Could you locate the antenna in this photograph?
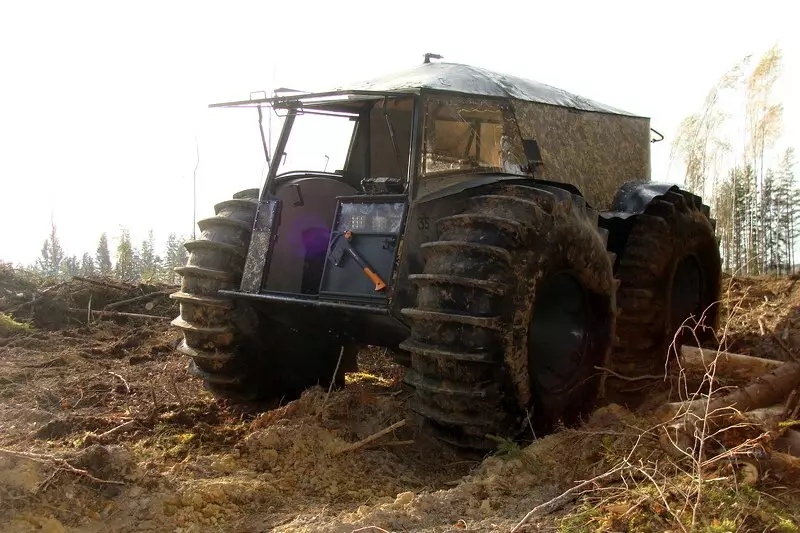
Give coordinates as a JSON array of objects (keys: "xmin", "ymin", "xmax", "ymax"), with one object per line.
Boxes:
[{"xmin": 193, "ymin": 137, "xmax": 199, "ymax": 240}]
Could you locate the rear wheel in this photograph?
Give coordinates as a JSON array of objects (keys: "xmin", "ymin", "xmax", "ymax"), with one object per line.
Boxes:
[
  {"xmin": 401, "ymin": 183, "xmax": 617, "ymax": 448},
  {"xmin": 172, "ymin": 188, "xmax": 350, "ymax": 401},
  {"xmin": 610, "ymin": 187, "xmax": 721, "ymax": 377}
]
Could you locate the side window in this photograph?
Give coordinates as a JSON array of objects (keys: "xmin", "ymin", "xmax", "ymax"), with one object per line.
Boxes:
[
  {"xmin": 422, "ymin": 97, "xmax": 527, "ymax": 177},
  {"xmin": 369, "ymin": 97, "xmax": 414, "ymax": 179}
]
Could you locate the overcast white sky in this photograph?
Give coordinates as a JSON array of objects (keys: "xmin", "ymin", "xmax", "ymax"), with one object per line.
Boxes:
[{"xmin": 0, "ymin": 0, "xmax": 796, "ymax": 266}]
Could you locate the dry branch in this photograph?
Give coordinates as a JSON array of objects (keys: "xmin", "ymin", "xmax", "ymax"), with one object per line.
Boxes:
[
  {"xmin": 72, "ymin": 276, "xmax": 134, "ymax": 291},
  {"xmin": 0, "ymin": 448, "xmax": 125, "ymax": 486},
  {"xmin": 97, "ymin": 420, "xmax": 137, "ymax": 439},
  {"xmin": 511, "ymin": 464, "xmax": 626, "ymax": 532},
  {"xmin": 68, "ymin": 308, "xmax": 169, "ymax": 320},
  {"xmin": 84, "ymin": 420, "xmax": 138, "ymax": 446},
  {"xmin": 103, "ymin": 289, "xmax": 175, "ymax": 310},
  {"xmin": 107, "ymin": 371, "xmax": 130, "ymax": 394},
  {"xmin": 333, "ymin": 420, "xmax": 406, "ymax": 455}
]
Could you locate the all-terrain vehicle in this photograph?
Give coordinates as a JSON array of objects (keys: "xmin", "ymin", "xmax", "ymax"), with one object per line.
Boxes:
[{"xmin": 172, "ymin": 57, "xmax": 721, "ymax": 448}]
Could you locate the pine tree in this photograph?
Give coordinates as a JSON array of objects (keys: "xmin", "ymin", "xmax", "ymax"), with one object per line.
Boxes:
[
  {"xmin": 762, "ymin": 169, "xmax": 776, "ymax": 273},
  {"xmin": 80, "ymin": 252, "xmax": 96, "ymax": 277},
  {"xmin": 60, "ymin": 255, "xmax": 80, "ymax": 279},
  {"xmin": 115, "ymin": 228, "xmax": 136, "ymax": 282},
  {"xmin": 139, "ymin": 230, "xmax": 158, "ymax": 282},
  {"xmin": 36, "ymin": 222, "xmax": 64, "ymax": 279},
  {"xmin": 713, "ymin": 177, "xmax": 735, "ymax": 272},
  {"xmin": 96, "ymin": 233, "xmax": 112, "ymax": 276},
  {"xmin": 164, "ymin": 232, "xmax": 188, "ymax": 284},
  {"xmin": 777, "ymin": 148, "xmax": 797, "ymax": 272}
]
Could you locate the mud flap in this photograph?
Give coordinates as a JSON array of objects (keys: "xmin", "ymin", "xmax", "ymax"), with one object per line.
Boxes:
[{"xmin": 240, "ymin": 197, "xmax": 281, "ymax": 293}]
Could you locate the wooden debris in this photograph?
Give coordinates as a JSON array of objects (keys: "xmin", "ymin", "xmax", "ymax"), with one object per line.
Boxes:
[
  {"xmin": 660, "ymin": 349, "xmax": 800, "ymax": 462},
  {"xmin": 6, "ymin": 281, "xmax": 68, "ymax": 313}
]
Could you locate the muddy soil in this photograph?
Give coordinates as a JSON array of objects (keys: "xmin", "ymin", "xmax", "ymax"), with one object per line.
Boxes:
[{"xmin": 0, "ymin": 272, "xmax": 798, "ymax": 532}]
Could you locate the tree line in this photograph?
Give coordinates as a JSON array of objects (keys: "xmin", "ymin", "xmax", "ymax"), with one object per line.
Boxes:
[
  {"xmin": 671, "ymin": 44, "xmax": 798, "ymax": 275},
  {"xmin": 35, "ymin": 224, "xmax": 190, "ymax": 285}
]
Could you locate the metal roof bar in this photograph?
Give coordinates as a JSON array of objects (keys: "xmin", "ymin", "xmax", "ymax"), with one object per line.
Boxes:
[{"xmin": 208, "ymin": 89, "xmax": 417, "ymax": 109}]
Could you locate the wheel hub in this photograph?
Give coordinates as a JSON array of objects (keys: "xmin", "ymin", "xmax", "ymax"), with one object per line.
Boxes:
[
  {"xmin": 669, "ymin": 254, "xmax": 704, "ymax": 331},
  {"xmin": 528, "ymin": 273, "xmax": 589, "ymax": 393}
]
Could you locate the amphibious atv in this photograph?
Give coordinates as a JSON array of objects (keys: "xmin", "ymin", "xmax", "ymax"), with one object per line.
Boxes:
[{"xmin": 172, "ymin": 58, "xmax": 721, "ymax": 448}]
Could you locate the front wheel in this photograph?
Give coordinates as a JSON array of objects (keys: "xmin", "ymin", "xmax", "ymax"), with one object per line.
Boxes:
[
  {"xmin": 171, "ymin": 188, "xmax": 353, "ymax": 402},
  {"xmin": 401, "ymin": 183, "xmax": 617, "ymax": 448}
]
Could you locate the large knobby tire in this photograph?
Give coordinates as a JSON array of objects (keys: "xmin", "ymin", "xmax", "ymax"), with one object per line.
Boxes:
[
  {"xmin": 400, "ymin": 183, "xmax": 617, "ymax": 449},
  {"xmin": 171, "ymin": 189, "xmax": 351, "ymax": 401},
  {"xmin": 611, "ymin": 188, "xmax": 721, "ymax": 377},
  {"xmin": 171, "ymin": 188, "xmax": 263, "ymax": 399}
]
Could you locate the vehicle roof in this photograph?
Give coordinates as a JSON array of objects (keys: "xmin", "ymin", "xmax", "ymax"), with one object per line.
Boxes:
[{"xmin": 332, "ymin": 61, "xmax": 644, "ymax": 118}]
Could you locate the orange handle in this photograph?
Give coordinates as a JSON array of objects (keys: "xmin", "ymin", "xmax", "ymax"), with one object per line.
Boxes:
[{"xmin": 363, "ymin": 267, "xmax": 387, "ymax": 291}]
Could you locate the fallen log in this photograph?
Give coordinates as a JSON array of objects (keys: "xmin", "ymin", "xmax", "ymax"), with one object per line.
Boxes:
[
  {"xmin": 702, "ymin": 360, "xmax": 800, "ymax": 422},
  {"xmin": 660, "ymin": 360, "xmax": 800, "ymax": 459},
  {"xmin": 678, "ymin": 346, "xmax": 783, "ymax": 381}
]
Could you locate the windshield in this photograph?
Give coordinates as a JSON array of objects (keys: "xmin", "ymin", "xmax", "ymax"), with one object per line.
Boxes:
[
  {"xmin": 274, "ymin": 110, "xmax": 357, "ymax": 174},
  {"xmin": 422, "ymin": 96, "xmax": 528, "ymax": 177}
]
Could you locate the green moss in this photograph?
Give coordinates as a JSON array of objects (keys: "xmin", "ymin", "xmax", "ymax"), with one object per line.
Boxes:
[
  {"xmin": 776, "ymin": 517, "xmax": 800, "ymax": 533},
  {"xmin": 0, "ymin": 313, "xmax": 31, "ymax": 335},
  {"xmin": 558, "ymin": 479, "xmax": 799, "ymax": 533}
]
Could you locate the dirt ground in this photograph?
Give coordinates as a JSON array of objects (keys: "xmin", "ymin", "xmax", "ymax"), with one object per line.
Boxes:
[{"xmin": 1, "ymin": 269, "xmax": 799, "ymax": 532}]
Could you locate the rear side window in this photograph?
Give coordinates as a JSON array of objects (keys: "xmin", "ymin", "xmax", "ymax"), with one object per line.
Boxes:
[{"xmin": 422, "ymin": 96, "xmax": 527, "ymax": 177}]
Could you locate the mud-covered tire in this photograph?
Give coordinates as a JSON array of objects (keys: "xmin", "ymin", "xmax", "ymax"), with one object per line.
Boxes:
[
  {"xmin": 171, "ymin": 189, "xmax": 351, "ymax": 401},
  {"xmin": 400, "ymin": 183, "xmax": 617, "ymax": 449},
  {"xmin": 171, "ymin": 188, "xmax": 263, "ymax": 399},
  {"xmin": 611, "ymin": 187, "xmax": 721, "ymax": 376}
]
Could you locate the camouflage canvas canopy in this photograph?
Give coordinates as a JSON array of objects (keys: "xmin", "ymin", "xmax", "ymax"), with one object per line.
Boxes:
[{"xmin": 326, "ymin": 62, "xmax": 652, "ymax": 208}]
